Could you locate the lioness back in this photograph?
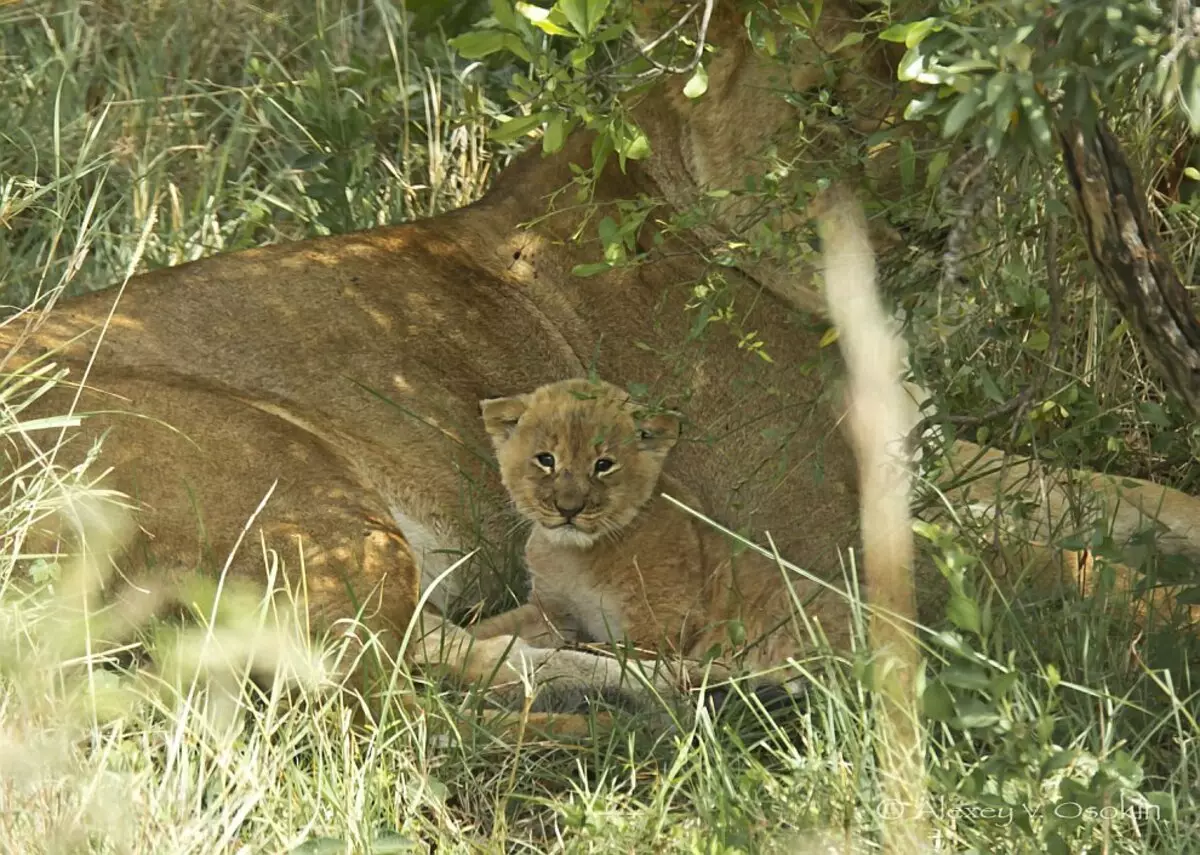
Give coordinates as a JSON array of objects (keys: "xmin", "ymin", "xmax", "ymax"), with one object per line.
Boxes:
[{"xmin": 478, "ymin": 378, "xmax": 852, "ymax": 669}]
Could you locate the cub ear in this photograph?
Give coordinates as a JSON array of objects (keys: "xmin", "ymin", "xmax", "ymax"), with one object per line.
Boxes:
[
  {"xmin": 635, "ymin": 412, "xmax": 681, "ymax": 455},
  {"xmin": 480, "ymin": 395, "xmax": 530, "ymax": 447}
]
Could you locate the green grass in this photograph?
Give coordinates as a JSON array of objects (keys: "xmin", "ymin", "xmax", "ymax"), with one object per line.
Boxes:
[
  {"xmin": 0, "ymin": 0, "xmax": 502, "ymax": 309},
  {"xmin": 2, "ymin": 1, "xmax": 1199, "ymax": 852}
]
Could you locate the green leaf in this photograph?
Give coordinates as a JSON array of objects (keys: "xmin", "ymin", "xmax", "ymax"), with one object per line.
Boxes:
[
  {"xmin": 569, "ymin": 42, "xmax": 595, "ymax": 68},
  {"xmin": 911, "ymin": 519, "xmax": 941, "ymax": 543},
  {"xmin": 762, "ymin": 28, "xmax": 777, "ymax": 56},
  {"xmin": 597, "ymin": 215, "xmax": 619, "ymax": 244},
  {"xmin": 897, "ymin": 46, "xmax": 927, "ymax": 83},
  {"xmin": 1002, "ymin": 41, "xmax": 1033, "ymax": 72},
  {"xmin": 448, "ymin": 30, "xmax": 508, "ymax": 58},
  {"xmin": 942, "ymin": 89, "xmax": 983, "ymax": 138},
  {"xmin": 880, "ymin": 17, "xmax": 940, "ymax": 48},
  {"xmin": 586, "ymin": 0, "xmax": 611, "ymax": 33},
  {"xmin": 777, "ymin": 7, "xmax": 806, "ymax": 27},
  {"xmin": 988, "ymin": 83, "xmax": 1018, "ymax": 156},
  {"xmin": 542, "ymin": 111, "xmax": 567, "ymax": 153},
  {"xmin": 623, "ymin": 131, "xmax": 651, "ymax": 159},
  {"xmin": 449, "ymin": 30, "xmax": 531, "ymax": 62},
  {"xmin": 1185, "ymin": 58, "xmax": 1200, "ymax": 133},
  {"xmin": 599, "ymin": 215, "xmax": 625, "ymax": 263},
  {"xmin": 614, "ymin": 125, "xmax": 651, "ymax": 169},
  {"xmin": 1021, "ymin": 97, "xmax": 1052, "ymax": 150},
  {"xmin": 1144, "ymin": 791, "xmax": 1178, "ymax": 821},
  {"xmin": 953, "ymin": 697, "xmax": 1001, "ymax": 729},
  {"xmin": 1105, "ymin": 750, "xmax": 1144, "ymax": 789},
  {"xmin": 591, "ymin": 21, "xmax": 627, "ymax": 42},
  {"xmin": 290, "ymin": 835, "xmax": 417, "ymax": 855},
  {"xmin": 985, "ymin": 72, "xmax": 1012, "ymax": 106},
  {"xmin": 922, "ymin": 682, "xmax": 956, "ymax": 721},
  {"xmin": 831, "ymin": 30, "xmax": 864, "ymax": 53},
  {"xmin": 779, "ymin": 5, "xmax": 810, "ymax": 28},
  {"xmin": 490, "ymin": 111, "xmax": 550, "ymax": 142},
  {"xmin": 926, "ymin": 149, "xmax": 949, "ymax": 188},
  {"xmin": 572, "ymin": 261, "xmax": 613, "ymax": 277},
  {"xmin": 938, "ymin": 665, "xmax": 992, "ymax": 691},
  {"xmin": 1025, "ymin": 329, "xmax": 1050, "ymax": 352},
  {"xmin": 507, "ymin": 34, "xmax": 533, "ymax": 62},
  {"xmin": 977, "ymin": 368, "xmax": 1004, "ymax": 404},
  {"xmin": 591, "ymin": 132, "xmax": 612, "ymax": 175},
  {"xmin": 517, "ymin": 2, "xmax": 573, "ymax": 36},
  {"xmin": 899, "ymin": 137, "xmax": 915, "ymax": 190},
  {"xmin": 683, "ymin": 63, "xmax": 709, "ymax": 98},
  {"xmin": 946, "ymin": 591, "xmax": 982, "ymax": 635},
  {"xmin": 1045, "ymin": 833, "xmax": 1071, "ymax": 855},
  {"xmin": 1176, "ymin": 585, "xmax": 1200, "ymax": 604},
  {"xmin": 943, "ymin": 58, "xmax": 997, "ymax": 75},
  {"xmin": 490, "ymin": 0, "xmax": 519, "ymax": 31},
  {"xmin": 1137, "ymin": 401, "xmax": 1172, "ymax": 428},
  {"xmin": 559, "ymin": 0, "xmax": 609, "ymax": 36},
  {"xmin": 904, "ymin": 89, "xmax": 938, "ymax": 120}
]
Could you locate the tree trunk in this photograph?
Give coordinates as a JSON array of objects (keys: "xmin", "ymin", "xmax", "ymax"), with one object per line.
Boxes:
[{"xmin": 1059, "ymin": 118, "xmax": 1200, "ymax": 416}]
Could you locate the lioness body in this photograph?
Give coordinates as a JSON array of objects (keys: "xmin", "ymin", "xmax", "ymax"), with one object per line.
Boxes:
[{"xmin": 6, "ymin": 131, "xmax": 856, "ymax": 633}]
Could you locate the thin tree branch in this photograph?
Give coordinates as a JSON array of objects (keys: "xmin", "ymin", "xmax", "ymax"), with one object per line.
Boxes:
[{"xmin": 630, "ymin": 0, "xmax": 715, "ymax": 79}]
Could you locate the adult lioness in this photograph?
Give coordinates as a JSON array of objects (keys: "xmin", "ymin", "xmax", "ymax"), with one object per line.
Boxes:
[{"xmin": 3, "ymin": 0, "xmax": 1198, "ymax": 716}]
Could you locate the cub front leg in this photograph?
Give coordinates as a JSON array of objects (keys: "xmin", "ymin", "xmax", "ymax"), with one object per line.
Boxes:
[
  {"xmin": 473, "ymin": 601, "xmax": 582, "ymax": 648},
  {"xmin": 413, "ymin": 623, "xmax": 705, "ymax": 727}
]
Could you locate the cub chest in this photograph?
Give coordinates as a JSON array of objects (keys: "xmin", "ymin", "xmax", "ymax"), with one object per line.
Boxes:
[{"xmin": 527, "ymin": 547, "xmax": 631, "ymax": 645}]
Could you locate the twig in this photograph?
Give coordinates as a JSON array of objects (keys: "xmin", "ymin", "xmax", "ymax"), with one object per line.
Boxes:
[
  {"xmin": 937, "ymin": 148, "xmax": 990, "ymax": 296},
  {"xmin": 1043, "ymin": 212, "xmax": 1064, "ymax": 374},
  {"xmin": 908, "ymin": 390, "xmax": 1031, "ymax": 451},
  {"xmin": 630, "ymin": 0, "xmax": 714, "ymax": 79},
  {"xmin": 1005, "ymin": 214, "xmax": 1063, "ymax": 442}
]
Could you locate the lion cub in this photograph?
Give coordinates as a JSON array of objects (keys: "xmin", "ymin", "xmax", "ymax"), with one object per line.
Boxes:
[{"xmin": 474, "ymin": 377, "xmax": 852, "ymax": 671}]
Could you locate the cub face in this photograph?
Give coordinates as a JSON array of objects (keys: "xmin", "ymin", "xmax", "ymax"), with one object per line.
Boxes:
[{"xmin": 480, "ymin": 378, "xmax": 680, "ymax": 547}]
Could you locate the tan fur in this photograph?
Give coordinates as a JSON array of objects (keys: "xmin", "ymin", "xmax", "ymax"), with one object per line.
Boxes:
[
  {"xmin": 3, "ymin": 0, "xmax": 1198, "ymax": 722},
  {"xmin": 473, "ymin": 378, "xmax": 852, "ymax": 673},
  {"xmin": 816, "ymin": 188, "xmax": 926, "ymax": 853}
]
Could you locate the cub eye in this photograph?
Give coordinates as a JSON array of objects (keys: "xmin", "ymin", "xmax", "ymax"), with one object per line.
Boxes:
[
  {"xmin": 593, "ymin": 457, "xmax": 616, "ymax": 475},
  {"xmin": 534, "ymin": 453, "xmax": 555, "ymax": 470}
]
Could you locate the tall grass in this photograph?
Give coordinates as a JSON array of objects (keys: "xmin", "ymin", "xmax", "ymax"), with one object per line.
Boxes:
[
  {"xmin": 1, "ymin": 1, "xmax": 1198, "ymax": 852},
  {"xmin": 0, "ymin": 0, "xmax": 502, "ymax": 310}
]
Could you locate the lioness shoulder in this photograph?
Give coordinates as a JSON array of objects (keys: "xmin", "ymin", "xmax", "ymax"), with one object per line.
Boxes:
[{"xmin": 476, "ymin": 377, "xmax": 852, "ymax": 668}]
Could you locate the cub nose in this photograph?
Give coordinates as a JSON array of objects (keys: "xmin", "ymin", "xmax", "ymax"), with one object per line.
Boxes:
[{"xmin": 555, "ymin": 499, "xmax": 585, "ymax": 521}]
